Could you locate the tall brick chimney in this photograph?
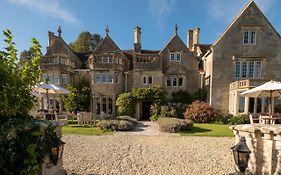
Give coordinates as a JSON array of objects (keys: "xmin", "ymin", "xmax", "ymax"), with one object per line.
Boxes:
[
  {"xmin": 134, "ymin": 26, "xmax": 141, "ymax": 53},
  {"xmin": 48, "ymin": 31, "xmax": 56, "ymax": 47},
  {"xmin": 188, "ymin": 28, "xmax": 200, "ymax": 51}
]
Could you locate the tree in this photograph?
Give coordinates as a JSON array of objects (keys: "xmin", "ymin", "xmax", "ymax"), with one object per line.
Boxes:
[
  {"xmin": 18, "ymin": 48, "xmax": 34, "ymax": 65},
  {"xmin": 63, "ymin": 77, "xmax": 91, "ymax": 112},
  {"xmin": 0, "ymin": 29, "xmax": 41, "ymax": 116},
  {"xmin": 69, "ymin": 31, "xmax": 102, "ymax": 53}
]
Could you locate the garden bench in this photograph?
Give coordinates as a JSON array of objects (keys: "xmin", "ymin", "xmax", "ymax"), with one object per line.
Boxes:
[{"xmin": 78, "ymin": 112, "xmax": 96, "ymax": 125}]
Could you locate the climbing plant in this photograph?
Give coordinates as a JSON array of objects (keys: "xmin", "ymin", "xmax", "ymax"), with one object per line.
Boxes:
[{"xmin": 116, "ymin": 85, "xmax": 167, "ymax": 117}]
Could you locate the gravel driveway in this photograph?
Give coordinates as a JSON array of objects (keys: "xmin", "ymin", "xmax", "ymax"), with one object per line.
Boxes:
[{"xmin": 62, "ymin": 122, "xmax": 235, "ymax": 175}]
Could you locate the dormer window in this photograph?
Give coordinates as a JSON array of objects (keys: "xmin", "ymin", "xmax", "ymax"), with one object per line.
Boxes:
[
  {"xmin": 170, "ymin": 52, "xmax": 181, "ymax": 62},
  {"xmin": 243, "ymin": 31, "xmax": 256, "ymax": 45}
]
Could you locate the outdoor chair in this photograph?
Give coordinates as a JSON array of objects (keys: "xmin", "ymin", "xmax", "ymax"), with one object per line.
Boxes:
[
  {"xmin": 249, "ymin": 113, "xmax": 262, "ymax": 124},
  {"xmin": 55, "ymin": 112, "xmax": 68, "ymax": 125}
]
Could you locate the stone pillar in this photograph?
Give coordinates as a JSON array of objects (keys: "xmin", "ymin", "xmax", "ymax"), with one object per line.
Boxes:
[
  {"xmin": 112, "ymin": 96, "xmax": 116, "ymax": 116},
  {"xmin": 262, "ymin": 97, "xmax": 265, "ymax": 113},
  {"xmin": 106, "ymin": 97, "xmax": 109, "ymax": 115},
  {"xmin": 92, "ymin": 96, "xmax": 97, "ymax": 114},
  {"xmin": 99, "ymin": 97, "xmax": 103, "ymax": 113},
  {"xmin": 244, "ymin": 97, "xmax": 249, "ymax": 114},
  {"xmin": 254, "ymin": 98, "xmax": 258, "ymax": 113},
  {"xmin": 272, "ymin": 98, "xmax": 275, "ymax": 113},
  {"xmin": 235, "ymin": 92, "xmax": 239, "ymax": 115}
]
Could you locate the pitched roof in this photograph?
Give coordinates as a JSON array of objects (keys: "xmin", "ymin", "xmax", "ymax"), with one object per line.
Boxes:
[
  {"xmin": 74, "ymin": 52, "xmax": 91, "ymax": 69},
  {"xmin": 198, "ymin": 44, "xmax": 211, "ymax": 56},
  {"xmin": 212, "ymin": 0, "xmax": 281, "ymax": 47},
  {"xmin": 159, "ymin": 34, "xmax": 194, "ymax": 57},
  {"xmin": 45, "ymin": 34, "xmax": 82, "ymax": 65},
  {"xmin": 93, "ymin": 34, "xmax": 122, "ymax": 54}
]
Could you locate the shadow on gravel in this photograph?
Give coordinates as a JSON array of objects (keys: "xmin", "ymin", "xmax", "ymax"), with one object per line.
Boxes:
[{"xmin": 130, "ymin": 122, "xmax": 149, "ymax": 132}]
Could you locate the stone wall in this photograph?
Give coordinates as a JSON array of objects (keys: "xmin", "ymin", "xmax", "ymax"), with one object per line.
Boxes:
[{"xmin": 231, "ymin": 124, "xmax": 281, "ymax": 175}]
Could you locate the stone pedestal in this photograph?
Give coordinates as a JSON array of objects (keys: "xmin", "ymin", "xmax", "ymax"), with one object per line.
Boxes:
[
  {"xmin": 231, "ymin": 124, "xmax": 281, "ymax": 175},
  {"xmin": 40, "ymin": 122, "xmax": 65, "ymax": 175}
]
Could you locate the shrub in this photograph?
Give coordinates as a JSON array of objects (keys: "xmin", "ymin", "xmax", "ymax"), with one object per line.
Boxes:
[
  {"xmin": 98, "ymin": 119, "xmax": 135, "ymax": 131},
  {"xmin": 184, "ymin": 100, "xmax": 220, "ymax": 123},
  {"xmin": 228, "ymin": 114, "xmax": 249, "ymax": 125},
  {"xmin": 117, "ymin": 116, "xmax": 138, "ymax": 125},
  {"xmin": 149, "ymin": 104, "xmax": 177, "ymax": 121},
  {"xmin": 157, "ymin": 117, "xmax": 193, "ymax": 133},
  {"xmin": 116, "ymin": 85, "xmax": 167, "ymax": 117}
]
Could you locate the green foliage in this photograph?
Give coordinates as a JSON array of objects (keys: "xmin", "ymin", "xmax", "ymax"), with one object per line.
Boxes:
[
  {"xmin": 116, "ymin": 116, "xmax": 138, "ymax": 125},
  {"xmin": 157, "ymin": 117, "xmax": 193, "ymax": 133},
  {"xmin": 69, "ymin": 31, "xmax": 102, "ymax": 53},
  {"xmin": 227, "ymin": 114, "xmax": 249, "ymax": 125},
  {"xmin": 0, "ymin": 30, "xmax": 59, "ymax": 174},
  {"xmin": 192, "ymin": 88, "xmax": 207, "ymax": 102},
  {"xmin": 116, "ymin": 92, "xmax": 136, "ymax": 117},
  {"xmin": 116, "ymin": 85, "xmax": 167, "ymax": 117},
  {"xmin": 63, "ymin": 76, "xmax": 91, "ymax": 112},
  {"xmin": 149, "ymin": 104, "xmax": 177, "ymax": 121},
  {"xmin": 97, "ymin": 120, "xmax": 135, "ymax": 131},
  {"xmin": 0, "ymin": 115, "xmax": 59, "ymax": 175},
  {"xmin": 171, "ymin": 90, "xmax": 193, "ymax": 104},
  {"xmin": 184, "ymin": 100, "xmax": 220, "ymax": 123},
  {"xmin": 0, "ymin": 29, "xmax": 41, "ymax": 116}
]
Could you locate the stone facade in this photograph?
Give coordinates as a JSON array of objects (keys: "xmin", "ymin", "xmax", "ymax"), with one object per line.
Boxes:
[
  {"xmin": 40, "ymin": 26, "xmax": 200, "ymax": 119},
  {"xmin": 203, "ymin": 1, "xmax": 281, "ymax": 114},
  {"xmin": 40, "ymin": 1, "xmax": 280, "ymax": 116}
]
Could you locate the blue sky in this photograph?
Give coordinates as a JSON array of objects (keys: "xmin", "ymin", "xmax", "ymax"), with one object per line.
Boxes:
[{"xmin": 1, "ymin": 0, "xmax": 281, "ymax": 54}]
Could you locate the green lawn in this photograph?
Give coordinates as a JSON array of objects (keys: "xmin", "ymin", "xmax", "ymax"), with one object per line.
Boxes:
[
  {"xmin": 62, "ymin": 124, "xmax": 112, "ymax": 136},
  {"xmin": 180, "ymin": 123, "xmax": 234, "ymax": 137}
]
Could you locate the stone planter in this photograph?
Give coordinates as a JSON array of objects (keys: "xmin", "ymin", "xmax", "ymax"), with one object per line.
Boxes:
[{"xmin": 231, "ymin": 124, "xmax": 281, "ymax": 175}]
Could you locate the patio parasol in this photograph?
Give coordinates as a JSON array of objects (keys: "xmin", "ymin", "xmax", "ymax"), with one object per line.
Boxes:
[
  {"xmin": 33, "ymin": 82, "xmax": 70, "ymax": 110},
  {"xmin": 241, "ymin": 80, "xmax": 281, "ymax": 113}
]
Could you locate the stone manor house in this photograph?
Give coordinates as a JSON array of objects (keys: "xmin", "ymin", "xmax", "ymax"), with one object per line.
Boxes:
[{"xmin": 40, "ymin": 1, "xmax": 281, "ymax": 119}]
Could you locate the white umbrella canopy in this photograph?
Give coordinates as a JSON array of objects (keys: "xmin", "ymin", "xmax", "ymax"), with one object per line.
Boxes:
[
  {"xmin": 33, "ymin": 82, "xmax": 70, "ymax": 110},
  {"xmin": 241, "ymin": 80, "xmax": 281, "ymax": 113}
]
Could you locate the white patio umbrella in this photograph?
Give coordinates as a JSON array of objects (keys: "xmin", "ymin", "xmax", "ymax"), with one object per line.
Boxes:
[
  {"xmin": 241, "ymin": 80, "xmax": 281, "ymax": 113},
  {"xmin": 33, "ymin": 82, "xmax": 70, "ymax": 110}
]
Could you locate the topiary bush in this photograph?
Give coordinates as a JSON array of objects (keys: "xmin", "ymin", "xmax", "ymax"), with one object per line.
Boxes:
[
  {"xmin": 184, "ymin": 100, "xmax": 220, "ymax": 123},
  {"xmin": 157, "ymin": 117, "xmax": 193, "ymax": 133},
  {"xmin": 97, "ymin": 120, "xmax": 134, "ymax": 131},
  {"xmin": 117, "ymin": 116, "xmax": 138, "ymax": 125}
]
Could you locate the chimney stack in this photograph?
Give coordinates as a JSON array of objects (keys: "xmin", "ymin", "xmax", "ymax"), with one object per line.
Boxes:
[
  {"xmin": 188, "ymin": 28, "xmax": 200, "ymax": 52},
  {"xmin": 48, "ymin": 31, "xmax": 55, "ymax": 47},
  {"xmin": 134, "ymin": 26, "xmax": 141, "ymax": 53}
]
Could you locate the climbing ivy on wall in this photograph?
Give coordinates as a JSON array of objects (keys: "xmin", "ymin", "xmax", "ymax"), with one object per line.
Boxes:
[{"xmin": 116, "ymin": 85, "xmax": 167, "ymax": 117}]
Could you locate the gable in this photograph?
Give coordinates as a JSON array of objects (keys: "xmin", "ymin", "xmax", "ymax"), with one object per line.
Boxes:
[
  {"xmin": 212, "ymin": 1, "xmax": 280, "ymax": 47},
  {"xmin": 94, "ymin": 35, "xmax": 122, "ymax": 54},
  {"xmin": 45, "ymin": 36, "xmax": 82, "ymax": 65},
  {"xmin": 160, "ymin": 34, "xmax": 190, "ymax": 54}
]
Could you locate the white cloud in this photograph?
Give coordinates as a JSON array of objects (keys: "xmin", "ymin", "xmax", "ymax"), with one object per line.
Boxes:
[
  {"xmin": 207, "ymin": 0, "xmax": 278, "ymax": 24},
  {"xmin": 148, "ymin": 0, "xmax": 175, "ymax": 28},
  {"xmin": 6, "ymin": 0, "xmax": 79, "ymax": 25}
]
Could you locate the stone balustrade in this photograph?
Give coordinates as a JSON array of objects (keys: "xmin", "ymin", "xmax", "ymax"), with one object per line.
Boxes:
[{"xmin": 231, "ymin": 124, "xmax": 281, "ymax": 175}]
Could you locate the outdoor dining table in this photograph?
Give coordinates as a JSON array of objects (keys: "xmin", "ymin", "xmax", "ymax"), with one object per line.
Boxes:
[{"xmin": 260, "ymin": 115, "xmax": 278, "ymax": 124}]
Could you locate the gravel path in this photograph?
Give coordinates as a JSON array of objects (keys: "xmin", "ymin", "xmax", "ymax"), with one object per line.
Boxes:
[{"xmin": 62, "ymin": 123, "xmax": 235, "ymax": 175}]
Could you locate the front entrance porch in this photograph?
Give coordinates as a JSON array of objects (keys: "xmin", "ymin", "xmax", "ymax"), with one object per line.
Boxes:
[
  {"xmin": 229, "ymin": 79, "xmax": 269, "ymax": 115},
  {"xmin": 135, "ymin": 101, "xmax": 152, "ymax": 120}
]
